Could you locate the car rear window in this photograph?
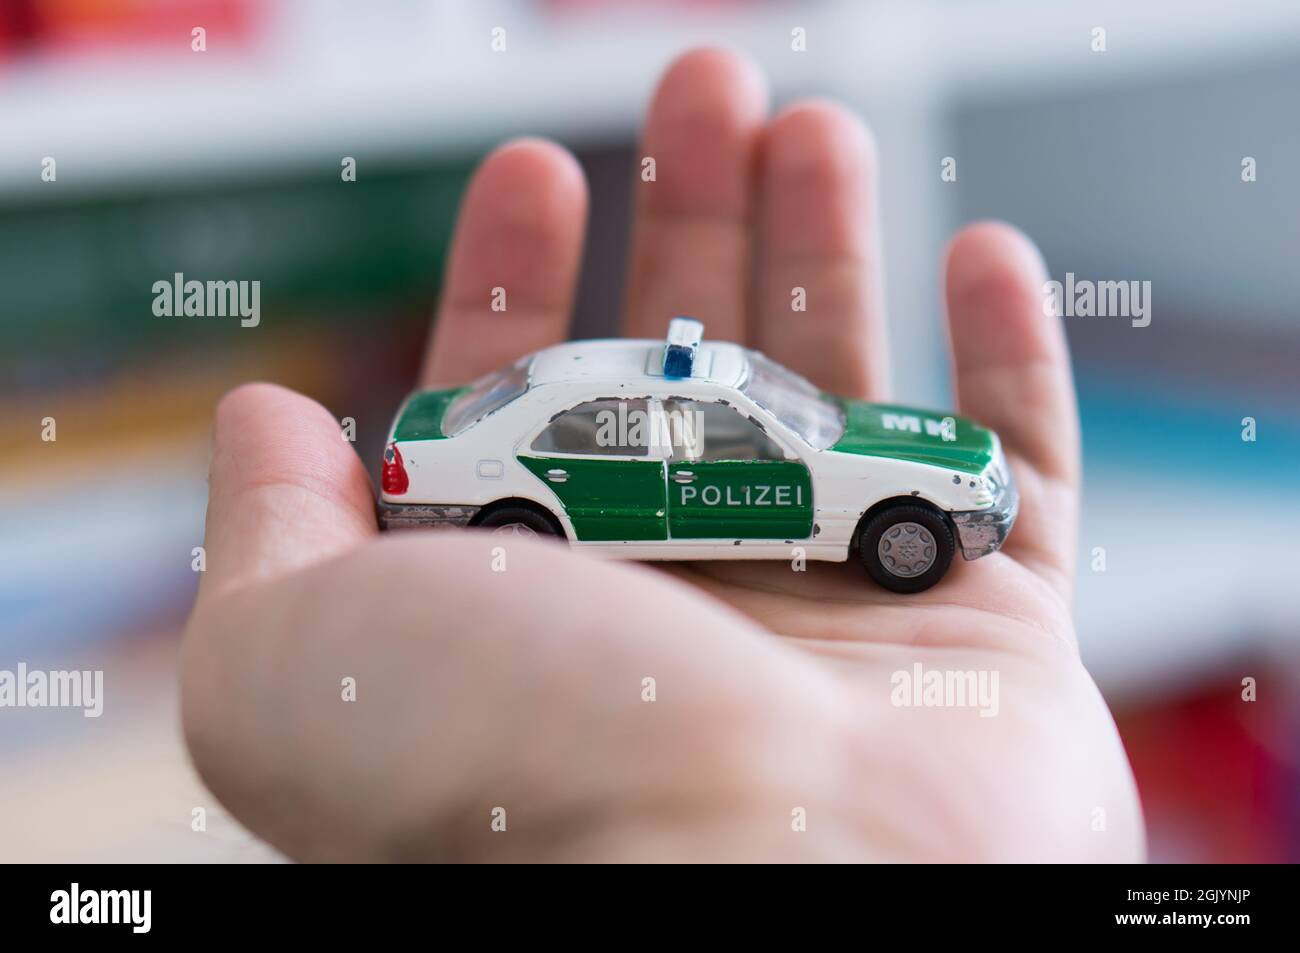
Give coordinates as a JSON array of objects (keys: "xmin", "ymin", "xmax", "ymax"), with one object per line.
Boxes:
[{"xmin": 442, "ymin": 358, "xmax": 530, "ymax": 436}]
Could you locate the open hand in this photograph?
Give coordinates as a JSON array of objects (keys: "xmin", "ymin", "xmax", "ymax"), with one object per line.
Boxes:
[{"xmin": 182, "ymin": 49, "xmax": 1143, "ymax": 862}]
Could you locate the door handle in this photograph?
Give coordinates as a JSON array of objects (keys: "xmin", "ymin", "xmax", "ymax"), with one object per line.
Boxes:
[
  {"xmin": 672, "ymin": 470, "xmax": 696, "ymax": 484},
  {"xmin": 545, "ymin": 468, "xmax": 568, "ymax": 484}
]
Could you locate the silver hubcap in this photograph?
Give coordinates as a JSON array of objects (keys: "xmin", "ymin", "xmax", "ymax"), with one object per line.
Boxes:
[
  {"xmin": 877, "ymin": 521, "xmax": 937, "ymax": 577},
  {"xmin": 492, "ymin": 522, "xmax": 537, "ymax": 538}
]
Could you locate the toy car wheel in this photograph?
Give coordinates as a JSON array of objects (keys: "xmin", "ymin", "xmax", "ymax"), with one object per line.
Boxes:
[
  {"xmin": 859, "ymin": 504, "xmax": 955, "ymax": 594},
  {"xmin": 476, "ymin": 505, "xmax": 562, "ymax": 539}
]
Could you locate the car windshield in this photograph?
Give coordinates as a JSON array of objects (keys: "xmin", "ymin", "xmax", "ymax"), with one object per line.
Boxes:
[
  {"xmin": 741, "ymin": 351, "xmax": 845, "ymax": 450},
  {"xmin": 442, "ymin": 357, "xmax": 530, "ymax": 436}
]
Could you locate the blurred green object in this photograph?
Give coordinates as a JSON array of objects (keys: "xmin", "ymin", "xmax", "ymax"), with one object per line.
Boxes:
[{"xmin": 0, "ymin": 160, "xmax": 473, "ymax": 374}]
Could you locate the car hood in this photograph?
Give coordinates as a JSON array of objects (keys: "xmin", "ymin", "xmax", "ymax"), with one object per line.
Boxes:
[{"xmin": 826, "ymin": 398, "xmax": 996, "ymax": 475}]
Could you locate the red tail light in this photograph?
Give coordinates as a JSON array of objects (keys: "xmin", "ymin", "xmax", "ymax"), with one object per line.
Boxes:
[{"xmin": 381, "ymin": 442, "xmax": 409, "ymax": 495}]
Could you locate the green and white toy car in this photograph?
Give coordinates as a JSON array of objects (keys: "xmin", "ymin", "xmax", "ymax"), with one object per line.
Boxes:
[{"xmin": 380, "ymin": 318, "xmax": 1017, "ymax": 593}]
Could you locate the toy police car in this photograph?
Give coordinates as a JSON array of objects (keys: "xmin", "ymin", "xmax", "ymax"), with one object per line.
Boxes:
[{"xmin": 379, "ymin": 319, "xmax": 1017, "ymax": 593}]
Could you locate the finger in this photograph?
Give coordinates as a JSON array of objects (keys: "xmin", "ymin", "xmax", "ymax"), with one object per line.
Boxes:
[
  {"xmin": 623, "ymin": 47, "xmax": 767, "ymax": 342},
  {"xmin": 755, "ymin": 100, "xmax": 888, "ymax": 399},
  {"xmin": 198, "ymin": 383, "xmax": 377, "ymax": 600},
  {"xmin": 944, "ymin": 221, "xmax": 1080, "ymax": 596},
  {"xmin": 422, "ymin": 138, "xmax": 588, "ymax": 387}
]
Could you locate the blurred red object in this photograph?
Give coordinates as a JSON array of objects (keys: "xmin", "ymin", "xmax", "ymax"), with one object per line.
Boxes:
[
  {"xmin": 1117, "ymin": 662, "xmax": 1299, "ymax": 863},
  {"xmin": 0, "ymin": 0, "xmax": 41, "ymax": 57},
  {"xmin": 0, "ymin": 0, "xmax": 258, "ymax": 58}
]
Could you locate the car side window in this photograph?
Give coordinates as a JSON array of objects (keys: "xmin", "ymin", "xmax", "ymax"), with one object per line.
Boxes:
[
  {"xmin": 531, "ymin": 399, "xmax": 651, "ymax": 457},
  {"xmin": 662, "ymin": 400, "xmax": 788, "ymax": 462}
]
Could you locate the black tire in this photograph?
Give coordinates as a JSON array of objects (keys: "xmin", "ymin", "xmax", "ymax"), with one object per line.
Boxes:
[
  {"xmin": 475, "ymin": 504, "xmax": 563, "ymax": 539},
  {"xmin": 858, "ymin": 504, "xmax": 955, "ymax": 594}
]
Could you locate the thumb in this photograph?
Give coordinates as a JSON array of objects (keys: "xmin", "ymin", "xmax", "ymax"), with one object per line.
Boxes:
[{"xmin": 198, "ymin": 383, "xmax": 377, "ymax": 601}]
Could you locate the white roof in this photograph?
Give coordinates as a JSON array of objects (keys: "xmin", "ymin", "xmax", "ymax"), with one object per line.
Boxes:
[{"xmin": 528, "ymin": 339, "xmax": 749, "ymax": 389}]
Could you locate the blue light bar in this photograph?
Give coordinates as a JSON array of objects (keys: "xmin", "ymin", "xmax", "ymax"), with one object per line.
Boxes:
[{"xmin": 663, "ymin": 317, "xmax": 704, "ymax": 379}]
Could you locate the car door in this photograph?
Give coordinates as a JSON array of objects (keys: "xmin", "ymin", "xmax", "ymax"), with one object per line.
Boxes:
[
  {"xmin": 517, "ymin": 398, "xmax": 667, "ymax": 541},
  {"xmin": 662, "ymin": 399, "xmax": 813, "ymax": 540}
]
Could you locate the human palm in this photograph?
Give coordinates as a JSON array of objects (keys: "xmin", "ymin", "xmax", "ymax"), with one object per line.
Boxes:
[{"xmin": 182, "ymin": 49, "xmax": 1143, "ymax": 861}]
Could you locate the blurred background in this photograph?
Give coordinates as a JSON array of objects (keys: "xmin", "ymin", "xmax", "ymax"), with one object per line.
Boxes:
[{"xmin": 1, "ymin": 0, "xmax": 1297, "ymax": 862}]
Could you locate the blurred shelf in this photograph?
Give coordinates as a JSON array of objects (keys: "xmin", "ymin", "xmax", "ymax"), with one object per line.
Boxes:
[
  {"xmin": 4, "ymin": 0, "xmax": 1300, "ymax": 198},
  {"xmin": 0, "ymin": 632, "xmax": 285, "ymax": 862},
  {"xmin": 1075, "ymin": 471, "xmax": 1300, "ymax": 701}
]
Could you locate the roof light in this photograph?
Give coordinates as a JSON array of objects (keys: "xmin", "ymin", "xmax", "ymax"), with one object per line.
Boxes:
[{"xmin": 663, "ymin": 317, "xmax": 704, "ymax": 379}]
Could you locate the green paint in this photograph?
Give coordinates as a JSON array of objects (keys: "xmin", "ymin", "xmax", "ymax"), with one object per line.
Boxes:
[
  {"xmin": 518, "ymin": 456, "xmax": 667, "ymax": 541},
  {"xmin": 668, "ymin": 460, "xmax": 812, "ymax": 539},
  {"xmin": 394, "ymin": 386, "xmax": 468, "ymax": 441},
  {"xmin": 829, "ymin": 399, "xmax": 995, "ymax": 474}
]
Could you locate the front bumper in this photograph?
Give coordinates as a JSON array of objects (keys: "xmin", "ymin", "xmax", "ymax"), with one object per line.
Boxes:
[
  {"xmin": 949, "ymin": 478, "xmax": 1019, "ymax": 560},
  {"xmin": 378, "ymin": 502, "xmax": 480, "ymax": 530}
]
